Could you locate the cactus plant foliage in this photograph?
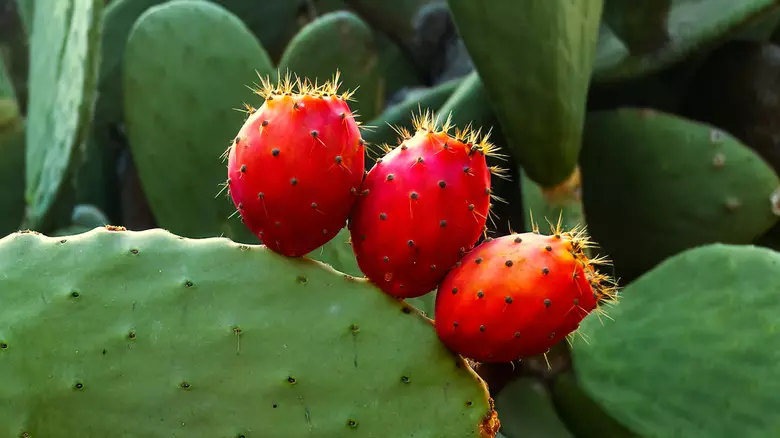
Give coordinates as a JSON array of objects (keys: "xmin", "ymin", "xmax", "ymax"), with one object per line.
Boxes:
[{"xmin": 0, "ymin": 227, "xmax": 497, "ymax": 438}]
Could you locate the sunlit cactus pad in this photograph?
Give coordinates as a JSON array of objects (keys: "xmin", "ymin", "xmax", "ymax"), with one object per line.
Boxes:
[{"xmin": 0, "ymin": 227, "xmax": 496, "ymax": 438}]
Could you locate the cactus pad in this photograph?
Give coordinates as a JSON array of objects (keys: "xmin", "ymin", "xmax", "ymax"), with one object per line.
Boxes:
[
  {"xmin": 594, "ymin": 0, "xmax": 780, "ymax": 82},
  {"xmin": 571, "ymin": 243, "xmax": 780, "ymax": 437},
  {"xmin": 580, "ymin": 108, "xmax": 780, "ymax": 277},
  {"xmin": 0, "ymin": 227, "xmax": 497, "ymax": 437},
  {"xmin": 122, "ymin": 0, "xmax": 273, "ymax": 242},
  {"xmin": 24, "ymin": 0, "xmax": 103, "ymax": 231},
  {"xmin": 279, "ymin": 11, "xmax": 382, "ymax": 121},
  {"xmin": 447, "ymin": 0, "xmax": 603, "ymax": 188}
]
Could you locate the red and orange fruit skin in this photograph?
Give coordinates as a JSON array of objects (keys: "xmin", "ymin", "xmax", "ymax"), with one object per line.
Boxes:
[
  {"xmin": 227, "ymin": 75, "xmax": 364, "ymax": 257},
  {"xmin": 435, "ymin": 230, "xmax": 612, "ymax": 363},
  {"xmin": 349, "ymin": 119, "xmax": 494, "ymax": 298}
]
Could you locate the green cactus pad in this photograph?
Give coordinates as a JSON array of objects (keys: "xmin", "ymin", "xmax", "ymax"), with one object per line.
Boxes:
[
  {"xmin": 594, "ymin": 0, "xmax": 780, "ymax": 82},
  {"xmin": 13, "ymin": 0, "xmax": 34, "ymax": 35},
  {"xmin": 24, "ymin": 0, "xmax": 104, "ymax": 231},
  {"xmin": 550, "ymin": 372, "xmax": 638, "ymax": 438},
  {"xmin": 0, "ymin": 227, "xmax": 496, "ymax": 437},
  {"xmin": 448, "ymin": 0, "xmax": 604, "ymax": 188},
  {"xmin": 520, "ymin": 168, "xmax": 583, "ymax": 235},
  {"xmin": 123, "ymin": 0, "xmax": 274, "ymax": 242},
  {"xmin": 601, "ymin": 0, "xmax": 671, "ymax": 55},
  {"xmin": 376, "ymin": 31, "xmax": 424, "ymax": 102},
  {"xmin": 571, "ymin": 243, "xmax": 780, "ymax": 437},
  {"xmin": 0, "ymin": 56, "xmax": 15, "ymax": 107},
  {"xmin": 342, "ymin": 0, "xmax": 434, "ymax": 51},
  {"xmin": 363, "ymin": 77, "xmax": 462, "ymax": 151},
  {"xmin": 580, "ymin": 108, "xmax": 780, "ymax": 278},
  {"xmin": 279, "ymin": 11, "xmax": 382, "ymax": 121},
  {"xmin": 494, "ymin": 378, "xmax": 573, "ymax": 438},
  {"xmin": 0, "ymin": 120, "xmax": 24, "ymax": 237}
]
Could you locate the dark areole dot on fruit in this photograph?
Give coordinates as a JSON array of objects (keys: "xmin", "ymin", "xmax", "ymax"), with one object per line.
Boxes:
[
  {"xmin": 274, "ymin": 221, "xmax": 281, "ymax": 227},
  {"xmin": 514, "ymin": 236, "xmax": 522, "ymax": 243},
  {"xmin": 468, "ymin": 204, "xmax": 474, "ymax": 211},
  {"xmin": 452, "ymin": 287, "xmax": 458, "ymax": 294},
  {"xmin": 287, "ymin": 376, "xmax": 296, "ymax": 384},
  {"xmin": 430, "ymin": 264, "xmax": 437, "ymax": 270},
  {"xmin": 290, "ymin": 177, "xmax": 298, "ymax": 186},
  {"xmin": 542, "ymin": 267, "xmax": 550, "ymax": 275},
  {"xmin": 410, "ymin": 192, "xmax": 419, "ymax": 200},
  {"xmin": 262, "ymin": 119, "xmax": 269, "ymax": 126},
  {"xmin": 505, "ymin": 260, "xmax": 513, "ymax": 267},
  {"xmin": 438, "ymin": 180, "xmax": 446, "ymax": 188},
  {"xmin": 417, "ymin": 157, "xmax": 424, "ymax": 164},
  {"xmin": 401, "ymin": 376, "xmax": 410, "ymax": 384},
  {"xmin": 463, "ymin": 166, "xmax": 470, "ymax": 173},
  {"xmin": 184, "ymin": 280, "xmax": 194, "ymax": 288},
  {"xmin": 544, "ymin": 299, "xmax": 552, "ymax": 307},
  {"xmin": 237, "ymin": 203, "xmax": 244, "ymax": 210},
  {"xmin": 310, "ymin": 130, "xmax": 318, "ymax": 137},
  {"xmin": 272, "ymin": 148, "xmax": 280, "ymax": 156},
  {"xmin": 240, "ymin": 164, "xmax": 246, "ymax": 173},
  {"xmin": 383, "ymin": 256, "xmax": 389, "ymax": 263},
  {"xmin": 335, "ymin": 155, "xmax": 342, "ymax": 163},
  {"xmin": 347, "ymin": 419, "xmax": 358, "ymax": 428},
  {"xmin": 453, "ymin": 321, "xmax": 459, "ymax": 327},
  {"xmin": 477, "ymin": 290, "xmax": 484, "ymax": 298},
  {"xmin": 130, "ymin": 249, "xmax": 139, "ymax": 254},
  {"xmin": 386, "ymin": 174, "xmax": 394, "ymax": 181},
  {"xmin": 258, "ymin": 192, "xmax": 264, "ymax": 199},
  {"xmin": 474, "ymin": 257, "xmax": 482, "ymax": 264},
  {"xmin": 514, "ymin": 332, "xmax": 520, "ymax": 338},
  {"xmin": 407, "ymin": 239, "xmax": 415, "ymax": 247},
  {"xmin": 311, "ymin": 202, "xmax": 318, "ymax": 209},
  {"xmin": 545, "ymin": 245, "xmax": 552, "ymax": 252},
  {"xmin": 440, "ymin": 220, "xmax": 447, "ymax": 227},
  {"xmin": 379, "ymin": 213, "xmax": 387, "ymax": 220},
  {"xmin": 401, "ymin": 306, "xmax": 411, "ymax": 314},
  {"xmin": 505, "ymin": 296, "xmax": 513, "ymax": 303}
]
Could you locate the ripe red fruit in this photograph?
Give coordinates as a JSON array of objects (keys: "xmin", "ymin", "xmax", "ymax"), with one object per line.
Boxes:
[
  {"xmin": 226, "ymin": 73, "xmax": 365, "ymax": 257},
  {"xmin": 348, "ymin": 111, "xmax": 504, "ymax": 298},
  {"xmin": 434, "ymin": 226, "xmax": 617, "ymax": 362}
]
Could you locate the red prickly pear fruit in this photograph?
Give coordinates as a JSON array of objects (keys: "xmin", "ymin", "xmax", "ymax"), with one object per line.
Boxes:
[
  {"xmin": 348, "ymin": 110, "xmax": 506, "ymax": 298},
  {"xmin": 226, "ymin": 72, "xmax": 365, "ymax": 257},
  {"xmin": 434, "ymin": 225, "xmax": 618, "ymax": 363}
]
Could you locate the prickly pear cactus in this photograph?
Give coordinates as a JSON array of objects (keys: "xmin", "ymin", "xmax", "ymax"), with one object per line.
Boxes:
[
  {"xmin": 495, "ymin": 378, "xmax": 573, "ymax": 438},
  {"xmin": 594, "ymin": 0, "xmax": 780, "ymax": 82},
  {"xmin": 0, "ymin": 227, "xmax": 497, "ymax": 438},
  {"xmin": 447, "ymin": 0, "xmax": 603, "ymax": 189},
  {"xmin": 601, "ymin": 0, "xmax": 671, "ymax": 55},
  {"xmin": 24, "ymin": 0, "xmax": 104, "ymax": 231},
  {"xmin": 571, "ymin": 243, "xmax": 780, "ymax": 437},
  {"xmin": 279, "ymin": 11, "xmax": 382, "ymax": 121},
  {"xmin": 123, "ymin": 0, "xmax": 274, "ymax": 242},
  {"xmin": 0, "ymin": 56, "xmax": 24, "ymax": 237},
  {"xmin": 580, "ymin": 108, "xmax": 780, "ymax": 278}
]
